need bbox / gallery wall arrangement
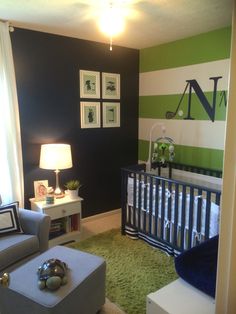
[11,28,139,216]
[79,70,120,129]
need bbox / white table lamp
[39,144,72,197]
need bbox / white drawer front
[44,202,81,220]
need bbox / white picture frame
[102,102,120,128]
[80,101,101,128]
[80,70,100,98]
[34,180,48,201]
[102,72,120,99]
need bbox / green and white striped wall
[139,27,231,170]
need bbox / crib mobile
[152,137,175,164]
[146,123,175,171]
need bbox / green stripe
[138,140,223,170]
[139,91,227,120]
[140,27,231,73]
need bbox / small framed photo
[102,72,120,99]
[80,70,100,98]
[80,101,101,128]
[34,180,48,201]
[103,102,120,128]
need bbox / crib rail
[151,161,223,178]
[121,166,221,256]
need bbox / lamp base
[54,170,65,198]
[54,187,65,198]
[54,193,65,199]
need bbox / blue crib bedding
[174,235,218,298]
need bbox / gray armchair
[0,209,50,272]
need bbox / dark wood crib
[121,162,222,256]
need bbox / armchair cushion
[0,234,39,271]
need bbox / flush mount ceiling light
[73,0,140,50]
[99,2,126,51]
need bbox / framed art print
[102,102,120,128]
[34,180,48,201]
[80,101,101,128]
[102,72,120,99]
[80,70,100,98]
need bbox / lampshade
[39,144,72,170]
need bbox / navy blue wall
[11,28,139,217]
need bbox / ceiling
[0,0,233,49]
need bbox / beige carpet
[99,298,126,314]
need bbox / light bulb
[99,5,125,37]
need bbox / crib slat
[138,174,142,231]
[187,187,194,250]
[148,177,154,236]
[143,174,148,233]
[128,173,135,226]
[133,173,137,227]
[166,182,172,243]
[205,191,211,240]
[154,178,160,237]
[180,185,186,252]
[196,189,203,245]
[215,192,221,206]
[173,184,179,248]
[160,180,166,240]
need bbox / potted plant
[64,180,81,199]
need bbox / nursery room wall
[10,28,139,217]
[139,27,231,171]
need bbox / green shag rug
[68,229,178,314]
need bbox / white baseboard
[82,208,121,223]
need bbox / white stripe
[139,118,226,150]
[139,59,230,96]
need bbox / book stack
[49,218,66,239]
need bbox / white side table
[30,196,83,246]
[146,279,215,314]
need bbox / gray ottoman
[0,246,106,314]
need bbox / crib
[121,162,222,256]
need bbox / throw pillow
[0,203,22,235]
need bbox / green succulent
[64,180,81,190]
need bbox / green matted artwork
[80,70,100,98]
[102,73,120,99]
[102,102,120,128]
[80,102,101,128]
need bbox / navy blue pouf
[175,235,218,298]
